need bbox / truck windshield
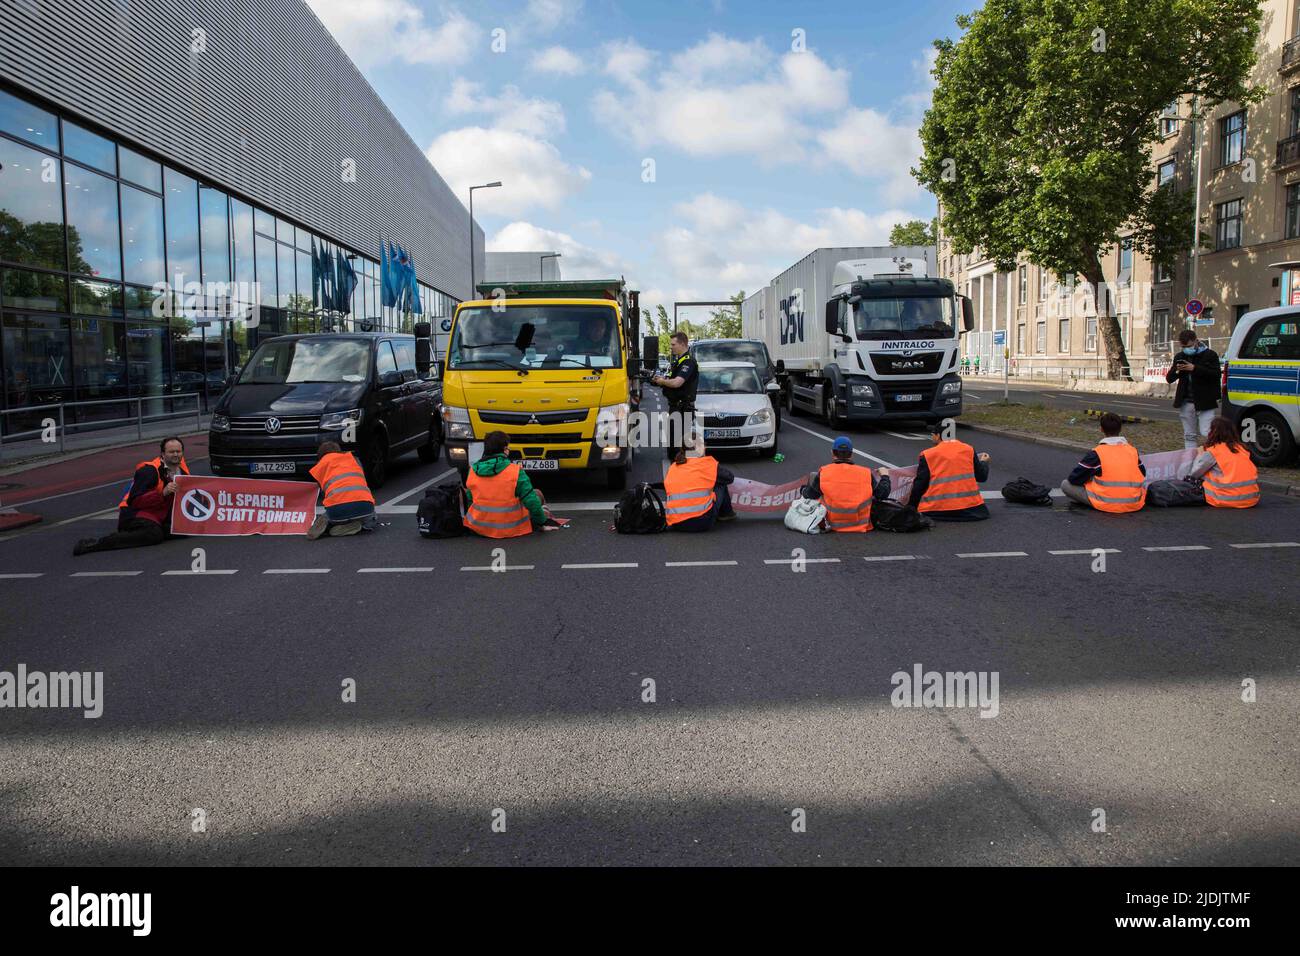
[693,341,769,371]
[238,338,370,384]
[449,305,622,369]
[698,366,761,394]
[853,297,956,340]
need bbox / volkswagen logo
[264,417,282,434]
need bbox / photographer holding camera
[648,330,699,461]
[1165,328,1221,449]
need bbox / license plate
[251,461,296,474]
[705,428,742,439]
[896,394,923,402]
[518,459,558,471]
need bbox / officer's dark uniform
[660,350,698,460]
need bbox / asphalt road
[964,378,1183,422]
[2,392,1298,866]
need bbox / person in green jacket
[463,431,552,533]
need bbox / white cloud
[526,0,583,33]
[305,1,481,69]
[487,221,627,278]
[668,33,769,82]
[530,45,585,75]
[427,128,590,216]
[816,108,924,203]
[446,79,565,136]
[602,38,655,87]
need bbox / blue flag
[338,251,357,315]
[380,241,396,309]
[397,245,421,314]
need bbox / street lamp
[468,181,502,300]
[540,252,561,280]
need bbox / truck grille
[480,409,589,425]
[228,415,320,434]
[870,352,945,375]
[506,432,583,444]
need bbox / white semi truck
[742,245,973,427]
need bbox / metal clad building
[483,252,563,283]
[0,0,480,300]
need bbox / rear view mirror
[379,369,402,388]
[776,359,785,372]
[824,297,841,335]
[514,322,536,352]
[642,334,659,370]
[960,296,975,332]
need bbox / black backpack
[1145,478,1207,507]
[613,482,667,534]
[1002,477,1053,506]
[872,499,934,533]
[417,482,466,538]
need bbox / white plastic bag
[783,496,825,534]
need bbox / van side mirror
[379,369,402,388]
[824,297,841,335]
[960,295,975,333]
[776,359,785,373]
[642,334,659,370]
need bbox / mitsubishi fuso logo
[526,414,540,425]
[264,417,282,434]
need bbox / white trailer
[755,245,974,427]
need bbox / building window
[120,184,165,287]
[1152,308,1171,349]
[0,88,58,148]
[1215,198,1243,250]
[1119,314,1131,350]
[1157,158,1176,187]
[63,163,121,280]
[1291,88,1300,138]
[1036,320,1046,353]
[1018,264,1027,304]
[0,135,66,270]
[1017,321,1026,355]
[1219,111,1246,166]
[1288,183,1300,240]
[1058,318,1070,353]
[1234,304,1251,327]
[1085,316,1098,352]
[1039,269,1050,299]
[164,167,200,286]
[62,121,116,175]
[1160,100,1179,137]
[1156,259,1172,283]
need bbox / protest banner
[170,475,317,536]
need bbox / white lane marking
[763,557,840,565]
[1048,549,1121,555]
[5,478,133,508]
[561,562,639,569]
[862,555,918,562]
[460,564,535,572]
[378,468,457,508]
[962,392,987,403]
[71,570,143,577]
[378,501,619,514]
[263,568,331,574]
[54,507,118,526]
[1142,545,1211,552]
[0,572,42,578]
[1230,542,1300,549]
[665,560,738,567]
[984,490,1066,499]
[783,419,898,468]
[357,567,435,573]
[956,551,1029,558]
[161,569,238,575]
[881,430,927,440]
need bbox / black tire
[606,465,628,490]
[823,384,842,430]
[417,422,441,463]
[1244,409,1297,467]
[784,385,797,416]
[363,434,388,489]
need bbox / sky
[303,0,970,319]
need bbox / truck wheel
[823,384,842,430]
[363,434,388,489]
[1244,409,1297,467]
[607,464,628,490]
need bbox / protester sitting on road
[1189,416,1260,509]
[463,431,551,537]
[802,435,891,532]
[908,425,991,521]
[73,436,188,555]
[307,441,376,538]
[1060,412,1147,512]
[664,442,736,532]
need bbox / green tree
[914,0,1261,379]
[656,304,672,355]
[706,290,745,339]
[888,219,936,246]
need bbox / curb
[0,428,208,478]
[958,421,1300,498]
[1084,408,1154,424]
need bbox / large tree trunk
[1081,259,1132,380]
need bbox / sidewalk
[0,410,210,470]
[961,372,1173,398]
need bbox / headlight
[441,405,474,440]
[746,406,772,426]
[210,413,230,432]
[850,384,876,397]
[941,381,962,395]
[320,409,362,431]
[596,402,630,445]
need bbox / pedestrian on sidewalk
[307,441,377,538]
[1060,412,1147,512]
[1166,329,1221,449]
[73,436,188,555]
[908,426,991,521]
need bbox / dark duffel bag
[872,499,934,533]
[417,482,466,538]
[1002,476,1053,506]
[613,482,667,534]
[1145,478,1207,507]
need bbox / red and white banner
[170,475,317,536]
[729,475,807,513]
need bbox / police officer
[649,330,698,460]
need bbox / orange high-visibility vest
[309,452,375,508]
[1084,443,1147,513]
[1204,443,1259,509]
[918,441,982,512]
[664,456,718,526]
[118,456,190,509]
[819,462,875,532]
[463,462,532,537]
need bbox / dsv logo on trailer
[180,488,216,522]
[780,288,804,345]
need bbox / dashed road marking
[71,570,142,577]
[561,562,639,569]
[1048,548,1121,555]
[460,564,535,572]
[54,508,118,526]
[264,568,331,574]
[161,569,238,575]
[665,560,738,567]
[862,555,919,562]
[0,572,42,578]
[881,430,928,440]
[1230,541,1300,549]
[764,557,840,564]
[956,551,1029,558]
[1142,545,1211,552]
[378,469,457,508]
[357,567,436,573]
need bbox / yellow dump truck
[440,279,642,489]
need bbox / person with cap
[907,424,992,521]
[802,436,891,532]
[307,440,377,538]
[1060,412,1147,512]
[73,436,190,555]
[663,442,736,532]
[462,431,554,537]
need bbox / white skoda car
[695,361,778,456]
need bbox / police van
[1221,306,1300,466]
